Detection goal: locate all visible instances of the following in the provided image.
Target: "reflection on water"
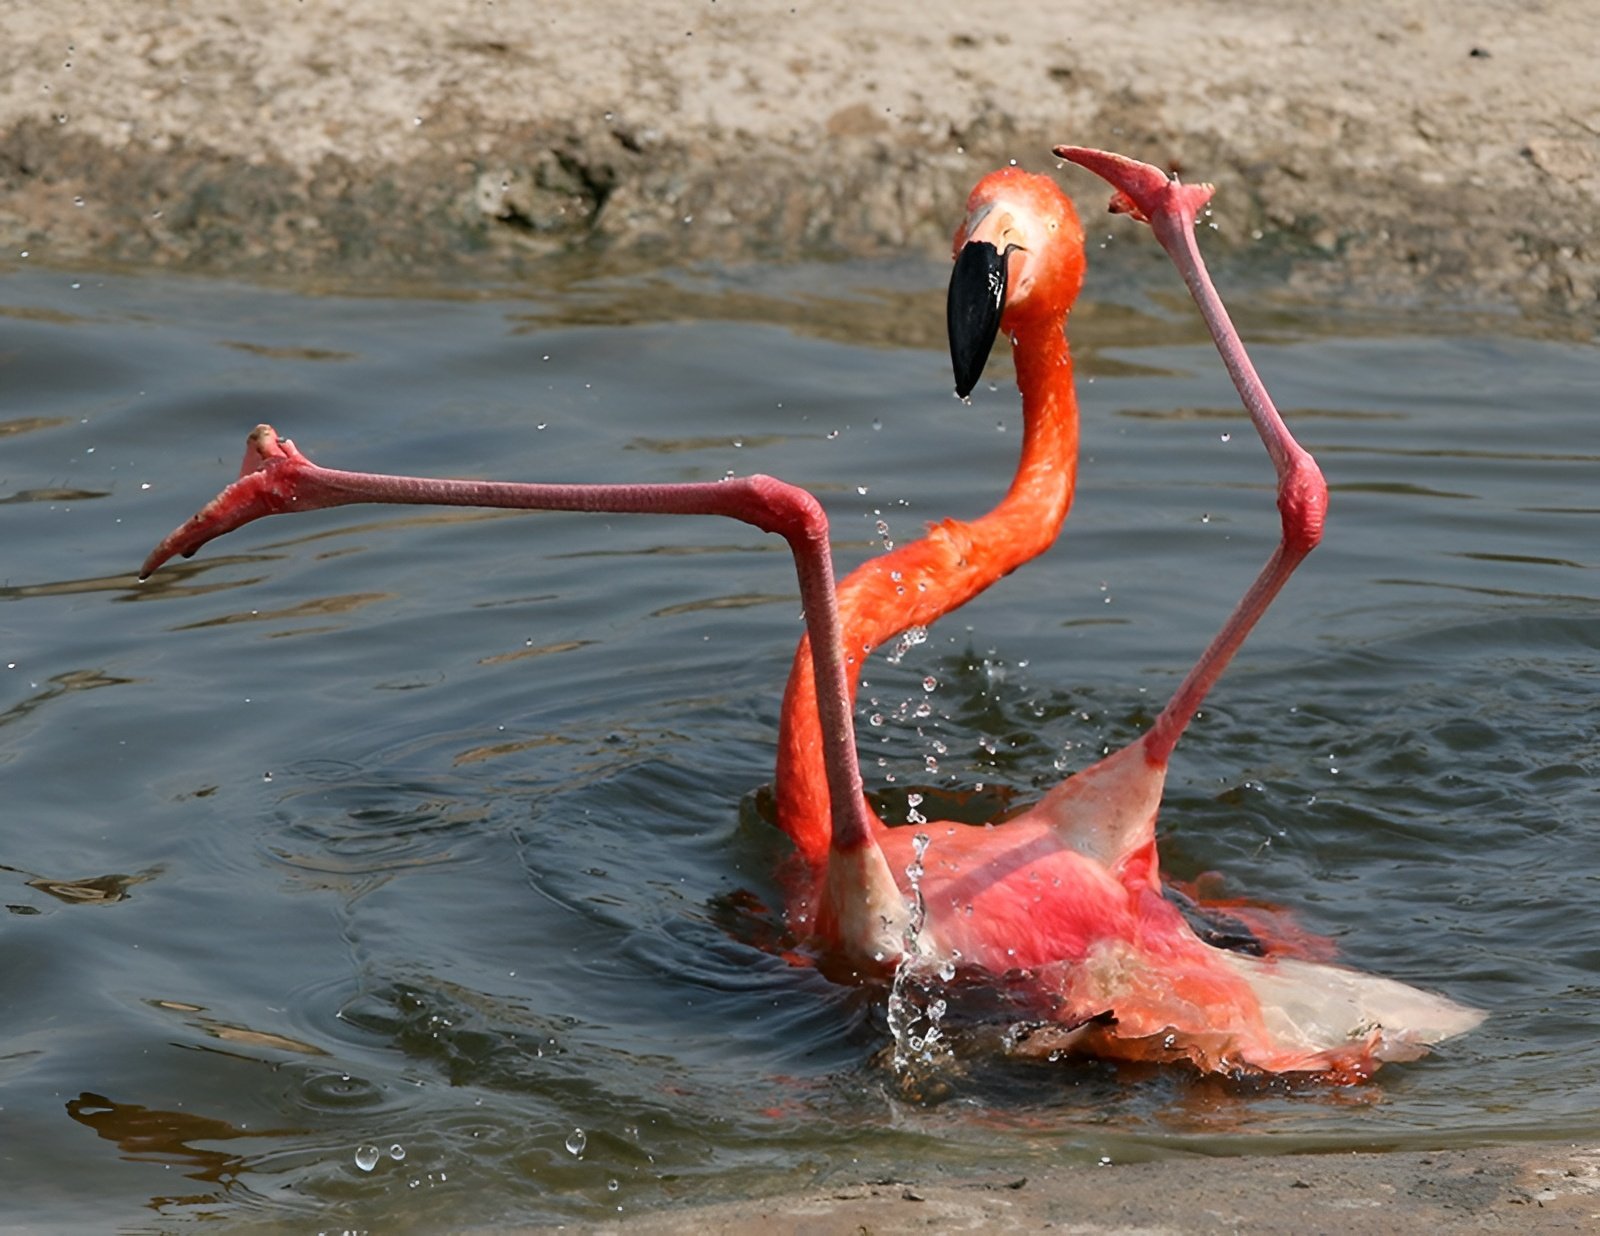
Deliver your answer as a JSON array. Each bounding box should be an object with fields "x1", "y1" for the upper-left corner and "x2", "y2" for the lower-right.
[
  {"x1": 0, "y1": 263, "x2": 1596, "y2": 1227},
  {"x1": 67, "y1": 1091, "x2": 275, "y2": 1210},
  {"x1": 3, "y1": 863, "x2": 159, "y2": 908}
]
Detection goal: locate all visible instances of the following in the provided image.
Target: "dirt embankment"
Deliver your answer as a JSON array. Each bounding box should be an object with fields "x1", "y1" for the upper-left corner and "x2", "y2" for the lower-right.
[
  {"x1": 577, "y1": 1143, "x2": 1600, "y2": 1235},
  {"x1": 3, "y1": 1, "x2": 1597, "y2": 314}
]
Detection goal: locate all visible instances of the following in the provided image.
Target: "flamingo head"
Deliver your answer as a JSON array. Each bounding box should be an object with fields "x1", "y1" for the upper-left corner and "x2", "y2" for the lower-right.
[{"x1": 947, "y1": 168, "x2": 1085, "y2": 398}]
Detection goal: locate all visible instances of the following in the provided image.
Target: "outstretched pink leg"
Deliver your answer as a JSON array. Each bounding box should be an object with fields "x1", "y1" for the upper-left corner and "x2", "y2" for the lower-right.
[
  {"x1": 1056, "y1": 146, "x2": 1329, "y2": 767},
  {"x1": 141, "y1": 425, "x2": 909, "y2": 959}
]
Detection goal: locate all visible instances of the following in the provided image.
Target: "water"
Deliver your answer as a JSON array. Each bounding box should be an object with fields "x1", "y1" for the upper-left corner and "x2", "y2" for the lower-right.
[{"x1": 1, "y1": 263, "x2": 1596, "y2": 1228}]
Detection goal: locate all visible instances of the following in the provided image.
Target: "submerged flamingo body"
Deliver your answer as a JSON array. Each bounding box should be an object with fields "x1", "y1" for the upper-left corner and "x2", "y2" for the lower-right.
[
  {"x1": 800, "y1": 743, "x2": 1475, "y2": 1076},
  {"x1": 141, "y1": 149, "x2": 1482, "y2": 1081}
]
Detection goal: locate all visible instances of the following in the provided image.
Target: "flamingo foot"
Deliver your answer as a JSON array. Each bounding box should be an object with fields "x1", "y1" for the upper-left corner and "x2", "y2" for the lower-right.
[
  {"x1": 140, "y1": 426, "x2": 325, "y2": 579},
  {"x1": 1053, "y1": 146, "x2": 1215, "y2": 229}
]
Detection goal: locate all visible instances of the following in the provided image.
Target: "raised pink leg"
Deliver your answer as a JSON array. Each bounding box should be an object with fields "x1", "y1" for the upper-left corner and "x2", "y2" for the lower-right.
[
  {"x1": 142, "y1": 425, "x2": 906, "y2": 951},
  {"x1": 1055, "y1": 147, "x2": 1329, "y2": 766}
]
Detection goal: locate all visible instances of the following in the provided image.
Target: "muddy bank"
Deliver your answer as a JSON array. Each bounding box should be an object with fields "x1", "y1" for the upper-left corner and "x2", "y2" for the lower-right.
[
  {"x1": 3, "y1": 1, "x2": 1597, "y2": 313},
  {"x1": 566, "y1": 1142, "x2": 1598, "y2": 1235}
]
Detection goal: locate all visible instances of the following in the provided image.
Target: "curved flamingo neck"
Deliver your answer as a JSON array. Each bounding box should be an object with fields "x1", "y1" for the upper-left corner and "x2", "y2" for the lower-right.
[{"x1": 776, "y1": 314, "x2": 1080, "y2": 864}]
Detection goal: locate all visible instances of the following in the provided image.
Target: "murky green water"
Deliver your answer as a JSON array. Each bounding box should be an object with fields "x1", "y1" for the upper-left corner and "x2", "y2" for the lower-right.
[{"x1": 2, "y1": 260, "x2": 1596, "y2": 1229}]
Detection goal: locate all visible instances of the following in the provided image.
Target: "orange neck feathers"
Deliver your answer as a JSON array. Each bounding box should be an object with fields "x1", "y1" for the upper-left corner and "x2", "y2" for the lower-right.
[{"x1": 775, "y1": 175, "x2": 1084, "y2": 865}]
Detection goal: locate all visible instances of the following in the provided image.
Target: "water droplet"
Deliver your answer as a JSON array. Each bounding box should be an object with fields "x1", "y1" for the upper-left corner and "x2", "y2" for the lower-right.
[
  {"x1": 1220, "y1": 432, "x2": 1232, "y2": 443},
  {"x1": 389, "y1": 1143, "x2": 406, "y2": 1161},
  {"x1": 937, "y1": 959, "x2": 956, "y2": 981},
  {"x1": 608, "y1": 1178, "x2": 620, "y2": 1192},
  {"x1": 885, "y1": 626, "x2": 927, "y2": 665},
  {"x1": 565, "y1": 1128, "x2": 587, "y2": 1156},
  {"x1": 354, "y1": 1144, "x2": 381, "y2": 1172}
]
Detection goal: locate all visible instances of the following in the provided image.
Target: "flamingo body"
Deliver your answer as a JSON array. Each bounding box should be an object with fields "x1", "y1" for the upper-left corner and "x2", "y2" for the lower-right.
[{"x1": 797, "y1": 741, "x2": 1478, "y2": 1077}]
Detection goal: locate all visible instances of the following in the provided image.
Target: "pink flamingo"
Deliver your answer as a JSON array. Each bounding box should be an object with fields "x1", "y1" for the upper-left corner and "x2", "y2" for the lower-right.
[{"x1": 142, "y1": 149, "x2": 1482, "y2": 1079}]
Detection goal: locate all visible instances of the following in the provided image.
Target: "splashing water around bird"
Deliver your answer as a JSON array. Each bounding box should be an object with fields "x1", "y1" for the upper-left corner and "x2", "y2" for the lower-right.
[{"x1": 885, "y1": 832, "x2": 951, "y2": 1075}]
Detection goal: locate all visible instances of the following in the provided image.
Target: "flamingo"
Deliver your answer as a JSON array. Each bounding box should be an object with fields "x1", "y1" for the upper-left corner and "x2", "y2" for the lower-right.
[{"x1": 141, "y1": 148, "x2": 1482, "y2": 1080}]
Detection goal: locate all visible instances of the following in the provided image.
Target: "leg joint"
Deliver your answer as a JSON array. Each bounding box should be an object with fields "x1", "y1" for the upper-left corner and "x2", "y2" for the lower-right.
[{"x1": 1277, "y1": 452, "x2": 1327, "y2": 557}]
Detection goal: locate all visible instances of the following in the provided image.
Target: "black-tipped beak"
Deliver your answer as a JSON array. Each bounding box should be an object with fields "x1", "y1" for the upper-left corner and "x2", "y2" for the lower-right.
[{"x1": 947, "y1": 240, "x2": 1010, "y2": 398}]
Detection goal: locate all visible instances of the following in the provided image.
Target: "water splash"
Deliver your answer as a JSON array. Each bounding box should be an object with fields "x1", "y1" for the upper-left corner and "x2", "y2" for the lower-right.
[
  {"x1": 885, "y1": 833, "x2": 951, "y2": 1076},
  {"x1": 884, "y1": 625, "x2": 928, "y2": 666}
]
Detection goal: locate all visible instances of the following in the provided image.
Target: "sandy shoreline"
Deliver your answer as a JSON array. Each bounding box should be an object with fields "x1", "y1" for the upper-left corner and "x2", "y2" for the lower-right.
[
  {"x1": 571, "y1": 1142, "x2": 1600, "y2": 1234},
  {"x1": 4, "y1": 1, "x2": 1597, "y2": 315},
  {"x1": 6, "y1": 4, "x2": 1597, "y2": 1230}
]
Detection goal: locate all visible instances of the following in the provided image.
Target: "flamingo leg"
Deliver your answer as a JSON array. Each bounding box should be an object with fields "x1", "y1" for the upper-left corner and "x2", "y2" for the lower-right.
[
  {"x1": 141, "y1": 425, "x2": 909, "y2": 957},
  {"x1": 1056, "y1": 147, "x2": 1329, "y2": 766}
]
